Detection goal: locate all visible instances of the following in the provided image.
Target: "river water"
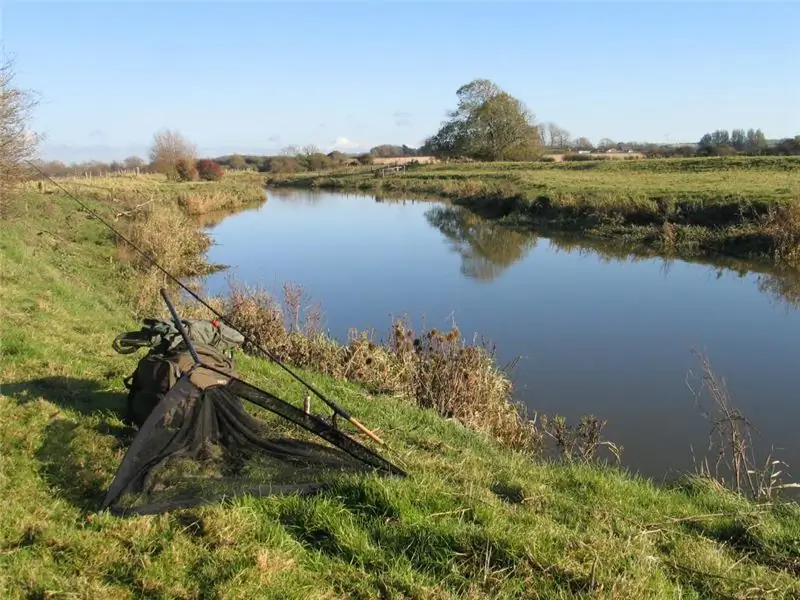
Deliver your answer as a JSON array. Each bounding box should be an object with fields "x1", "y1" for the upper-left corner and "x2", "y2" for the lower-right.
[{"x1": 200, "y1": 188, "x2": 800, "y2": 482}]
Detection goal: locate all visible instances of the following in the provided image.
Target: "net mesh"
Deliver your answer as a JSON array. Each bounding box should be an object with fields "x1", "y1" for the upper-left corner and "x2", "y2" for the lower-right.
[{"x1": 102, "y1": 366, "x2": 405, "y2": 516}]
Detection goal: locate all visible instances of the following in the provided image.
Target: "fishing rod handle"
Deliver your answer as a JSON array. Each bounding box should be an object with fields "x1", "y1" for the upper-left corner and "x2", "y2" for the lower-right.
[{"x1": 349, "y1": 416, "x2": 385, "y2": 445}]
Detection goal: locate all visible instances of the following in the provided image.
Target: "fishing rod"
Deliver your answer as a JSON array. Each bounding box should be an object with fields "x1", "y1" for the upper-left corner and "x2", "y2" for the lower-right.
[{"x1": 27, "y1": 162, "x2": 386, "y2": 446}]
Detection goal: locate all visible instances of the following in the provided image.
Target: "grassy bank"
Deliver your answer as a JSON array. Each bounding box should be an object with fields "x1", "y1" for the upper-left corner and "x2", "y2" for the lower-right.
[
  {"x1": 2, "y1": 190, "x2": 799, "y2": 598},
  {"x1": 269, "y1": 156, "x2": 800, "y2": 265},
  {"x1": 28, "y1": 170, "x2": 267, "y2": 215}
]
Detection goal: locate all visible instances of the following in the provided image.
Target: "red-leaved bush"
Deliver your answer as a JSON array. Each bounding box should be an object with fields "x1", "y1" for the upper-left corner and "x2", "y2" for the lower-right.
[{"x1": 196, "y1": 159, "x2": 224, "y2": 181}]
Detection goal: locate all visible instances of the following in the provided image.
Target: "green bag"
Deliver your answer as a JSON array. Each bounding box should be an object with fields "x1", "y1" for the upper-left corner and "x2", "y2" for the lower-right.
[
  {"x1": 113, "y1": 317, "x2": 245, "y2": 358},
  {"x1": 113, "y1": 317, "x2": 245, "y2": 427}
]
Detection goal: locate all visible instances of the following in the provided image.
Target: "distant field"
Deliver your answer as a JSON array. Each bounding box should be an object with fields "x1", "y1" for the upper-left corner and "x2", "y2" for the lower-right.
[
  {"x1": 544, "y1": 152, "x2": 647, "y2": 161},
  {"x1": 268, "y1": 156, "x2": 800, "y2": 264},
  {"x1": 272, "y1": 156, "x2": 800, "y2": 205}
]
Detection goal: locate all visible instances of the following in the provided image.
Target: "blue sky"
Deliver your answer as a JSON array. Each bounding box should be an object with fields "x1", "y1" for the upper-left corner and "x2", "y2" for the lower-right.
[{"x1": 3, "y1": 1, "x2": 798, "y2": 162}]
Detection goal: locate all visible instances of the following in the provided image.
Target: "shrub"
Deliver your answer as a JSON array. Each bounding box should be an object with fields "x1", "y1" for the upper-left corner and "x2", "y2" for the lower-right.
[
  {"x1": 205, "y1": 281, "x2": 537, "y2": 451},
  {"x1": 262, "y1": 156, "x2": 302, "y2": 174},
  {"x1": 174, "y1": 158, "x2": 198, "y2": 181},
  {"x1": 196, "y1": 159, "x2": 224, "y2": 181}
]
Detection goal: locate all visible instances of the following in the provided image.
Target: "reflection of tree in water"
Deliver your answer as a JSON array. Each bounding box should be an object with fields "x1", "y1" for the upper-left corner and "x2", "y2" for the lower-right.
[
  {"x1": 425, "y1": 205, "x2": 537, "y2": 281},
  {"x1": 756, "y1": 269, "x2": 800, "y2": 309},
  {"x1": 546, "y1": 233, "x2": 800, "y2": 309}
]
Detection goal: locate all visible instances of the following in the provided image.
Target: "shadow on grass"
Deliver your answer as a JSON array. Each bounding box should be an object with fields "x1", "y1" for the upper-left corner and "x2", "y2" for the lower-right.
[
  {"x1": 2, "y1": 375, "x2": 127, "y2": 417},
  {"x1": 682, "y1": 518, "x2": 800, "y2": 576},
  {"x1": 3, "y1": 376, "x2": 135, "y2": 513}
]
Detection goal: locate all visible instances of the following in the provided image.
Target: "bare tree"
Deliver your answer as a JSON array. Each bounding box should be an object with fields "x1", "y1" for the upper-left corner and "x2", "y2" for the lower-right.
[
  {"x1": 546, "y1": 123, "x2": 570, "y2": 149},
  {"x1": 300, "y1": 144, "x2": 321, "y2": 156},
  {"x1": 598, "y1": 138, "x2": 616, "y2": 151},
  {"x1": 1, "y1": 54, "x2": 42, "y2": 206},
  {"x1": 148, "y1": 129, "x2": 197, "y2": 180},
  {"x1": 280, "y1": 145, "x2": 301, "y2": 157},
  {"x1": 123, "y1": 155, "x2": 145, "y2": 170}
]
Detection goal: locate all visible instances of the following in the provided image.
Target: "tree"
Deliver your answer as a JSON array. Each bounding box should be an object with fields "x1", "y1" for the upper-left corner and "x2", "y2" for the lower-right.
[
  {"x1": 196, "y1": 158, "x2": 224, "y2": 181},
  {"x1": 291, "y1": 145, "x2": 332, "y2": 171},
  {"x1": 597, "y1": 138, "x2": 616, "y2": 151},
  {"x1": 423, "y1": 78, "x2": 542, "y2": 161},
  {"x1": 547, "y1": 123, "x2": 570, "y2": 149},
  {"x1": 123, "y1": 156, "x2": 145, "y2": 170},
  {"x1": 280, "y1": 145, "x2": 301, "y2": 157},
  {"x1": 573, "y1": 137, "x2": 593, "y2": 150},
  {"x1": 1, "y1": 54, "x2": 41, "y2": 205},
  {"x1": 228, "y1": 154, "x2": 247, "y2": 170},
  {"x1": 149, "y1": 129, "x2": 197, "y2": 180},
  {"x1": 731, "y1": 128, "x2": 747, "y2": 150},
  {"x1": 710, "y1": 129, "x2": 730, "y2": 146},
  {"x1": 748, "y1": 128, "x2": 767, "y2": 153}
]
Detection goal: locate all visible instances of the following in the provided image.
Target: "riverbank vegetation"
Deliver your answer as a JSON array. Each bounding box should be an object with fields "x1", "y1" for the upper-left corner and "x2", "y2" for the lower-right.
[
  {"x1": 3, "y1": 187, "x2": 800, "y2": 598},
  {"x1": 268, "y1": 155, "x2": 800, "y2": 265},
  {"x1": 26, "y1": 170, "x2": 266, "y2": 215}
]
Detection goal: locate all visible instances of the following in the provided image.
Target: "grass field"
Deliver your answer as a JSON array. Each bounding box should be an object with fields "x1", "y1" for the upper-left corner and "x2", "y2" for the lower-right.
[
  {"x1": 27, "y1": 170, "x2": 266, "y2": 215},
  {"x1": 1, "y1": 190, "x2": 799, "y2": 597},
  {"x1": 269, "y1": 156, "x2": 800, "y2": 265}
]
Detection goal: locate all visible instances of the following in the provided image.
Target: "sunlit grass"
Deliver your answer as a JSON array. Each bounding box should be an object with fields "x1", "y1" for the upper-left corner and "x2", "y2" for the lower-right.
[{"x1": 1, "y1": 191, "x2": 798, "y2": 598}]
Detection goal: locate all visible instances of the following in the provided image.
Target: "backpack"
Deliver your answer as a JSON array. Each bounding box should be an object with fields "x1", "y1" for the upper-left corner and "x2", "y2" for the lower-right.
[{"x1": 113, "y1": 318, "x2": 245, "y2": 428}]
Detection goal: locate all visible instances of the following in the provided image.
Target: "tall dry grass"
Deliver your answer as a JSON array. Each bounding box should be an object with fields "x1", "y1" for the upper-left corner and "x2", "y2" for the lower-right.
[
  {"x1": 686, "y1": 349, "x2": 798, "y2": 501},
  {"x1": 176, "y1": 185, "x2": 266, "y2": 215},
  {"x1": 28, "y1": 173, "x2": 267, "y2": 215},
  {"x1": 116, "y1": 201, "x2": 212, "y2": 314},
  {"x1": 761, "y1": 199, "x2": 800, "y2": 265},
  {"x1": 193, "y1": 280, "x2": 539, "y2": 450}
]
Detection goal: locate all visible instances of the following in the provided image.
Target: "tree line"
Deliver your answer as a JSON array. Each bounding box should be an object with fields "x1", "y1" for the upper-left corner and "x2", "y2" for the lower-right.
[
  {"x1": 16, "y1": 66, "x2": 800, "y2": 185},
  {"x1": 419, "y1": 78, "x2": 799, "y2": 160}
]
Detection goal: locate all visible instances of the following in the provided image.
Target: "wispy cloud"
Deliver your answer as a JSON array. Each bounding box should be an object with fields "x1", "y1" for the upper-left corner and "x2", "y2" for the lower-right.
[
  {"x1": 88, "y1": 129, "x2": 106, "y2": 139},
  {"x1": 393, "y1": 111, "x2": 412, "y2": 127}
]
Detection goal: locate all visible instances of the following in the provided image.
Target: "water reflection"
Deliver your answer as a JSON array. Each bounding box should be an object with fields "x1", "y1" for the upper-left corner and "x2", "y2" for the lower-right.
[
  {"x1": 425, "y1": 205, "x2": 538, "y2": 281},
  {"x1": 544, "y1": 236, "x2": 800, "y2": 310},
  {"x1": 199, "y1": 189, "x2": 800, "y2": 480},
  {"x1": 423, "y1": 205, "x2": 800, "y2": 309},
  {"x1": 190, "y1": 201, "x2": 267, "y2": 229},
  {"x1": 756, "y1": 269, "x2": 800, "y2": 309}
]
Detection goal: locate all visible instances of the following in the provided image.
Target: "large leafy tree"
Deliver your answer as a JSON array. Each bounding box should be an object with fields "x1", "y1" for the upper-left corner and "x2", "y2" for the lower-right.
[{"x1": 423, "y1": 79, "x2": 542, "y2": 161}]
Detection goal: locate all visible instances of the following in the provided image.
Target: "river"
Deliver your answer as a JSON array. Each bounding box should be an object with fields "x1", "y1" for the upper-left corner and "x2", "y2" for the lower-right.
[{"x1": 199, "y1": 187, "x2": 800, "y2": 482}]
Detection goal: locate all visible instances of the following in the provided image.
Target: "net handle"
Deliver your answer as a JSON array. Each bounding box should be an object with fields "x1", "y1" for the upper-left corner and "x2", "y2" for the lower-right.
[{"x1": 160, "y1": 288, "x2": 200, "y2": 365}]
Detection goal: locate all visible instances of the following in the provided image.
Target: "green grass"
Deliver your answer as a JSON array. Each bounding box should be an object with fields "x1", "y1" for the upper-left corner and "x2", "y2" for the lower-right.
[
  {"x1": 1, "y1": 191, "x2": 799, "y2": 598},
  {"x1": 269, "y1": 156, "x2": 800, "y2": 265}
]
